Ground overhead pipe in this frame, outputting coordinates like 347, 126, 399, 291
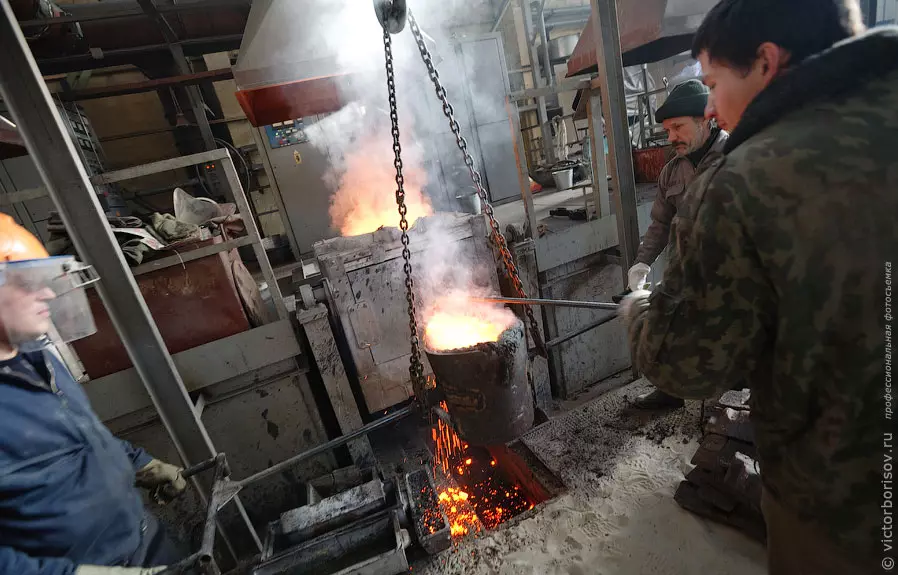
16, 0, 248, 74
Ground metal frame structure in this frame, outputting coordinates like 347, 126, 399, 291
589, 0, 639, 279
503, 0, 645, 394
90, 147, 288, 320
2, 0, 210, 487
0, 2, 293, 550
162, 405, 413, 575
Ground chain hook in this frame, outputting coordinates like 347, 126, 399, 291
373, 0, 407, 34
406, 10, 547, 358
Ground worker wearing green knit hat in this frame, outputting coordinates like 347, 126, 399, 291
626, 78, 728, 410
654, 79, 711, 122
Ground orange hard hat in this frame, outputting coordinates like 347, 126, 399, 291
0, 213, 49, 261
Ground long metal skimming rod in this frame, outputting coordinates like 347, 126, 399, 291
471, 296, 620, 311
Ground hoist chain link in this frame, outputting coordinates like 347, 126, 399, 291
381, 27, 428, 400
407, 10, 546, 356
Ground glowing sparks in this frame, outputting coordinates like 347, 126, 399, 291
423, 293, 517, 351
438, 487, 479, 537
434, 401, 463, 476
431, 411, 534, 539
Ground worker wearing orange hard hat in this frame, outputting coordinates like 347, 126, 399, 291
0, 213, 186, 575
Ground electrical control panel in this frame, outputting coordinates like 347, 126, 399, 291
265, 119, 308, 149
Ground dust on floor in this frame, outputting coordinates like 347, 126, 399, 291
415, 378, 767, 575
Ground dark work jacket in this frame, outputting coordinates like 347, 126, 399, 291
0, 349, 153, 575
635, 129, 728, 266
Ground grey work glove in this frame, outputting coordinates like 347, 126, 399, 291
618, 289, 651, 322
135, 459, 187, 505
75, 566, 167, 575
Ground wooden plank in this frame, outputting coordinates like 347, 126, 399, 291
85, 320, 301, 422
297, 305, 373, 466
131, 236, 254, 276
705, 407, 755, 443
719, 388, 751, 410
691, 434, 757, 471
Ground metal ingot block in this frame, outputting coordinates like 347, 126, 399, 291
405, 468, 450, 555
279, 479, 387, 543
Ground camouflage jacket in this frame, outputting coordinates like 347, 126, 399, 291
635, 129, 728, 266
629, 28, 898, 562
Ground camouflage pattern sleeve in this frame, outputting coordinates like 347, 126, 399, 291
628, 162, 776, 398
635, 185, 674, 266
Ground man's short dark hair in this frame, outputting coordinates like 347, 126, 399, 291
692, 0, 865, 70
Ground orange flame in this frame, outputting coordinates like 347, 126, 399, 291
423, 293, 517, 351
328, 131, 432, 237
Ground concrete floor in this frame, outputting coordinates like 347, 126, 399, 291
415, 378, 767, 575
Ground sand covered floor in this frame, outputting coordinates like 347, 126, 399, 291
416, 379, 767, 575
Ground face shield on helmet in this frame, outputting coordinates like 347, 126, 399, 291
0, 256, 100, 348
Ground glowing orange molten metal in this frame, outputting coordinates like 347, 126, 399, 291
423, 295, 517, 351
328, 131, 432, 237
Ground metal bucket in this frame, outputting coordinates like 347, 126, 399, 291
552, 168, 573, 191
424, 318, 533, 445
455, 192, 482, 215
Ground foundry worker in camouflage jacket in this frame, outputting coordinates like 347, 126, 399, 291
629, 79, 728, 409
623, 0, 896, 573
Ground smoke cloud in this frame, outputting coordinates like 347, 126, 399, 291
306, 0, 513, 323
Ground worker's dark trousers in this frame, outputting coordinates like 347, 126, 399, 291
761, 489, 873, 575
130, 512, 185, 567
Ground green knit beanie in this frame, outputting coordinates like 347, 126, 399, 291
654, 79, 709, 123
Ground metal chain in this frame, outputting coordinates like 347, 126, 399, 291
382, 27, 428, 399
407, 10, 546, 355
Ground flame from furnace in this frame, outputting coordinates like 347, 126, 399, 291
328, 131, 433, 237
423, 292, 517, 352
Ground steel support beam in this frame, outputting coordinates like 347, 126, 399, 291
58, 68, 234, 102
35, 35, 244, 74
586, 90, 611, 218
0, 0, 218, 476
490, 0, 512, 32
589, 0, 639, 281
17, 0, 251, 28
136, 0, 226, 199
136, 0, 215, 150
521, 0, 553, 166
536, 0, 554, 87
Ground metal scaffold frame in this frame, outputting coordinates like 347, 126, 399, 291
0, 0, 283, 554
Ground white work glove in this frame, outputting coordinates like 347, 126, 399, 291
618, 289, 651, 322
76, 566, 167, 575
627, 262, 651, 292
135, 459, 187, 505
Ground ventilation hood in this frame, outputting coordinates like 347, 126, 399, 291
233, 0, 374, 126
566, 0, 718, 76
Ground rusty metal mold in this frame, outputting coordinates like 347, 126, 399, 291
425, 318, 533, 445
405, 468, 451, 555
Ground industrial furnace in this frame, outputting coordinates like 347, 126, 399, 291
313, 212, 499, 414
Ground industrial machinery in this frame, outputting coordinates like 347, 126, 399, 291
0, 0, 625, 573
138, 1, 572, 572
